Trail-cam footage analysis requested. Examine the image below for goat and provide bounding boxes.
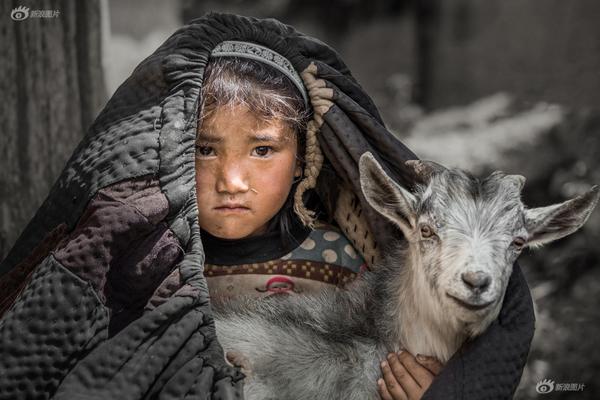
[211,152,599,400]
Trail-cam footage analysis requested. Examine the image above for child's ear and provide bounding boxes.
[294,161,302,178]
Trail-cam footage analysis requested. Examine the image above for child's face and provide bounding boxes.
[195,104,302,239]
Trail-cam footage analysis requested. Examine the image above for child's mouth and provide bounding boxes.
[215,206,250,213]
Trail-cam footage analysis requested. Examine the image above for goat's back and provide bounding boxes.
[212,278,388,400]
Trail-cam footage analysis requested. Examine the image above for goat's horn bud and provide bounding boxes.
[405,160,446,182]
[505,174,526,192]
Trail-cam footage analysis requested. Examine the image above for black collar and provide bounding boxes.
[200,214,312,266]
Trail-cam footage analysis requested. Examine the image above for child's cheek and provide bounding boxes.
[253,157,296,212]
[256,156,295,188]
[194,161,215,209]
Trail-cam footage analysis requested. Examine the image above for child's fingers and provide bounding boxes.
[415,354,444,376]
[386,353,421,398]
[377,378,395,400]
[380,360,408,400]
[225,351,253,378]
[396,350,434,388]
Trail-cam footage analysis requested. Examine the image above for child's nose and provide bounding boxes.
[216,164,250,194]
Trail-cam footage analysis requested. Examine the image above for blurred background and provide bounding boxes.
[1,0,599,398]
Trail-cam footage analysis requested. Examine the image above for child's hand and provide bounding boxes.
[226,351,254,380]
[377,350,443,400]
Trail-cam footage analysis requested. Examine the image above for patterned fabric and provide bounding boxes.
[281,223,366,272]
[204,222,368,301]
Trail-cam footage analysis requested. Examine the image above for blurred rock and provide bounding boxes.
[401,93,565,180]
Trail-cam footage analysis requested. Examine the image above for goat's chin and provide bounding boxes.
[464,305,502,337]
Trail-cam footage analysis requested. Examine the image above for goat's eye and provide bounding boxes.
[420,224,435,238]
[512,237,526,250]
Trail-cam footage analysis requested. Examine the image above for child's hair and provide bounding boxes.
[199,56,321,246]
[200,57,310,137]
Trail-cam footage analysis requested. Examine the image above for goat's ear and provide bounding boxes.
[359,152,417,234]
[524,185,599,248]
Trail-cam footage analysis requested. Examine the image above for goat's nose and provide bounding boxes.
[461,271,491,292]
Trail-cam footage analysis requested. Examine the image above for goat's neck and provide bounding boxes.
[376,247,467,363]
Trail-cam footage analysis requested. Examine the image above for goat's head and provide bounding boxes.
[359,152,599,329]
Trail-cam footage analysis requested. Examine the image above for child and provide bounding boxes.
[194,44,442,399]
[196,53,367,300]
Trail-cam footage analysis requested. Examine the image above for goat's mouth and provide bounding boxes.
[446,293,494,311]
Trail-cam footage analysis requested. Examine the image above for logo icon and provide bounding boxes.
[11,6,29,21]
[536,379,555,394]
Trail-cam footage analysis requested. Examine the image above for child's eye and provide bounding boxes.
[253,146,273,157]
[195,145,215,157]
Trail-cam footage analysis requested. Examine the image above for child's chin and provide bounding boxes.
[207,223,266,240]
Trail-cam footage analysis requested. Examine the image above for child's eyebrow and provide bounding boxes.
[196,132,286,144]
[248,134,284,143]
[196,132,223,143]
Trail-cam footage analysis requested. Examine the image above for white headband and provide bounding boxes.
[210,40,309,106]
